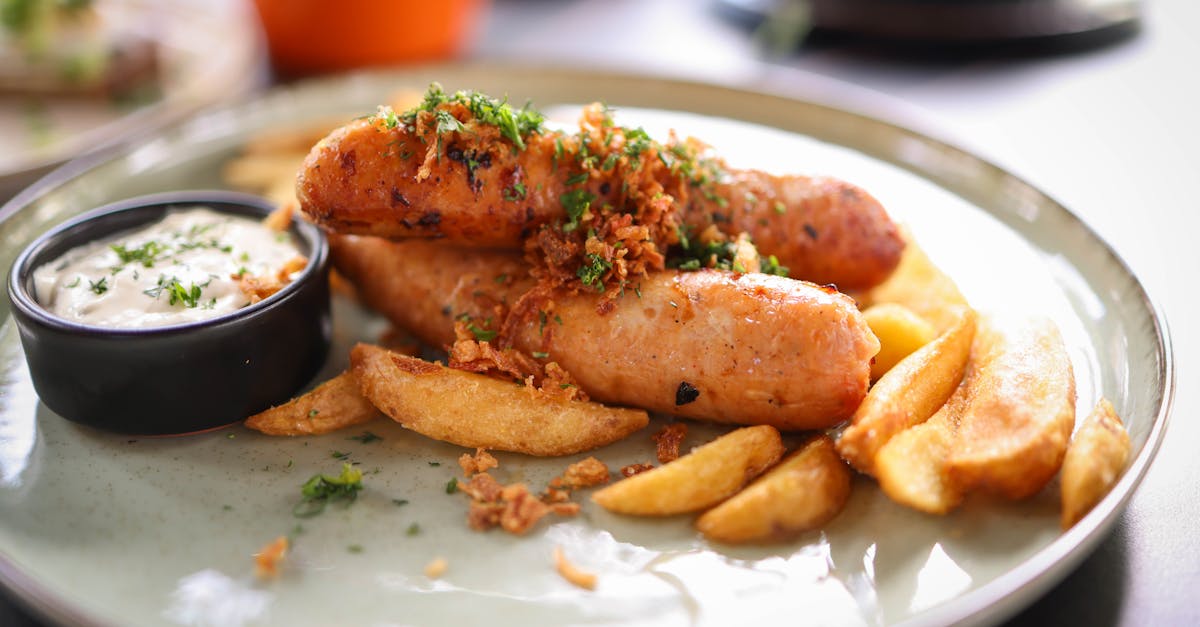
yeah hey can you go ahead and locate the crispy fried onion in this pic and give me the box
[449,316,588,401]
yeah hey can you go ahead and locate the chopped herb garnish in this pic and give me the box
[393,499,409,506]
[65,277,80,288]
[494,273,508,284]
[347,431,382,444]
[308,409,319,418]
[501,182,527,202]
[467,322,498,342]
[773,201,786,215]
[348,544,364,553]
[428,461,441,467]
[623,127,652,166]
[374,105,401,130]
[531,351,549,359]
[331,450,350,460]
[111,240,165,268]
[559,189,595,232]
[293,463,363,518]
[565,172,589,187]
[601,153,620,171]
[760,254,790,277]
[88,277,108,294]
[576,253,612,291]
[433,109,465,135]
[400,83,544,151]
[406,522,421,536]
[445,477,459,494]
[168,281,202,308]
[145,275,202,308]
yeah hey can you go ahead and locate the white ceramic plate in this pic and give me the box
[0,66,1173,627]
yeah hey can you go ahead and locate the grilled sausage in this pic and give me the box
[302,114,904,290]
[330,236,879,429]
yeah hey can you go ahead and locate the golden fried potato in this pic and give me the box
[837,305,976,475]
[864,303,938,380]
[350,343,648,456]
[696,435,850,543]
[1061,398,1130,529]
[945,315,1076,500]
[245,370,380,436]
[222,153,308,191]
[874,392,965,515]
[591,425,784,516]
[864,230,969,333]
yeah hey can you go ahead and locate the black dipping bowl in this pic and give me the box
[7,191,331,435]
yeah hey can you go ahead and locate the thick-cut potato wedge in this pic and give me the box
[864,303,938,380]
[696,435,850,543]
[838,305,976,475]
[945,315,1076,499]
[864,230,969,333]
[245,370,380,436]
[1061,398,1130,529]
[591,425,784,516]
[875,390,966,515]
[350,343,648,456]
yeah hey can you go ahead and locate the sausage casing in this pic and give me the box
[330,236,879,429]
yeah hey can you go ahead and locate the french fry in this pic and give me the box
[863,303,938,380]
[875,388,967,515]
[696,435,850,543]
[590,425,783,516]
[837,305,976,475]
[945,315,1076,500]
[245,370,380,436]
[1060,398,1130,529]
[350,344,648,456]
[221,153,309,190]
[864,229,969,333]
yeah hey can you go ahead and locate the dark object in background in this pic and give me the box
[720,0,1140,51]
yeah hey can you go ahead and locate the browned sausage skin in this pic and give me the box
[328,235,534,348]
[300,118,567,247]
[300,92,904,290]
[330,236,879,430]
[685,171,903,290]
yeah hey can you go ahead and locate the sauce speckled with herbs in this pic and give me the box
[33,207,305,328]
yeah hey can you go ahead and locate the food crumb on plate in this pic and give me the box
[553,546,596,590]
[254,535,289,579]
[424,557,448,579]
[458,448,499,476]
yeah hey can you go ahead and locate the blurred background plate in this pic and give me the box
[0,66,1172,627]
[0,0,264,201]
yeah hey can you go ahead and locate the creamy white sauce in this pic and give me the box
[33,207,304,328]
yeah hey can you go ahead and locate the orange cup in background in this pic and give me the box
[252,0,488,77]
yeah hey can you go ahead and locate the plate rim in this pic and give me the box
[0,62,1177,627]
